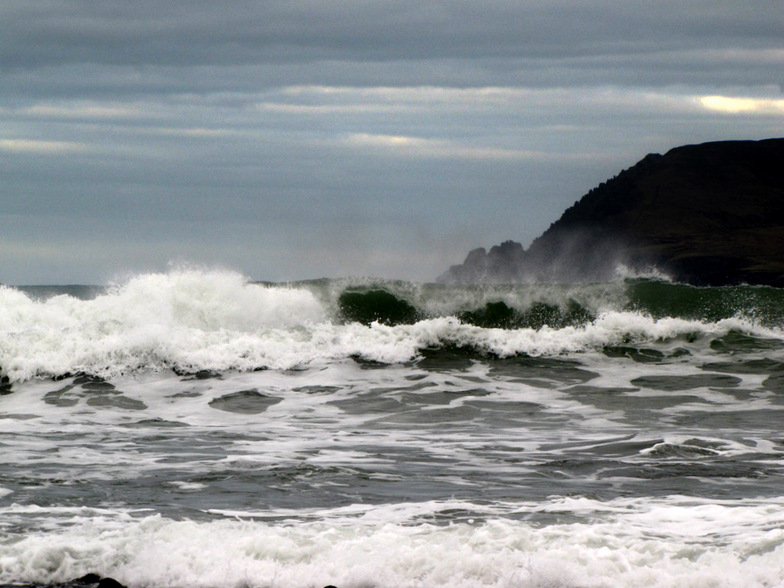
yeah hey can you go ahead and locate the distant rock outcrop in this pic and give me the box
[442,240,526,283]
[439,138,784,286]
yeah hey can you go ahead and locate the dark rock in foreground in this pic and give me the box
[0,574,129,588]
[0,578,340,588]
[440,138,784,286]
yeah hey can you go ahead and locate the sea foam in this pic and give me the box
[0,270,325,381]
[1,498,783,588]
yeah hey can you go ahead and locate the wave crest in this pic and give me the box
[0,269,326,381]
[1,272,783,382]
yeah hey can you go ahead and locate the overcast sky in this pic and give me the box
[2,1,783,284]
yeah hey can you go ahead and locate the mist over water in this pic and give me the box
[2,269,784,587]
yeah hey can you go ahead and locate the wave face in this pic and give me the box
[1,270,782,382]
[3,269,784,588]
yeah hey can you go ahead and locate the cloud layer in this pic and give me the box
[2,1,783,283]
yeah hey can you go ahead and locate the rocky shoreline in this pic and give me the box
[440,138,784,286]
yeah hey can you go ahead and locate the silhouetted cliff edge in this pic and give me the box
[439,138,784,286]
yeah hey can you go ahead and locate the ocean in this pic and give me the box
[1,269,783,588]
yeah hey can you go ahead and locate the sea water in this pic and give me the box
[1,269,783,588]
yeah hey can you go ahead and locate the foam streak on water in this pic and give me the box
[1,269,784,587]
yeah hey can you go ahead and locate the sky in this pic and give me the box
[2,1,784,285]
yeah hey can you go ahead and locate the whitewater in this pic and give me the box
[1,269,783,588]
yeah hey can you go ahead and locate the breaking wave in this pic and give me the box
[1,269,782,382]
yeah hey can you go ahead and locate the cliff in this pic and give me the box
[439,138,784,286]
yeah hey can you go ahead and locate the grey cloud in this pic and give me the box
[3,1,783,69]
[4,59,782,109]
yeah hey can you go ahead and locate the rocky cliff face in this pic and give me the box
[439,138,784,286]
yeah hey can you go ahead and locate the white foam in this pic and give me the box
[166,481,207,491]
[0,270,327,381]
[1,498,783,588]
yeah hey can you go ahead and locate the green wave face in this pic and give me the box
[338,289,420,326]
[625,279,784,326]
[331,278,784,329]
[457,299,595,329]
[323,279,624,328]
[336,287,596,329]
